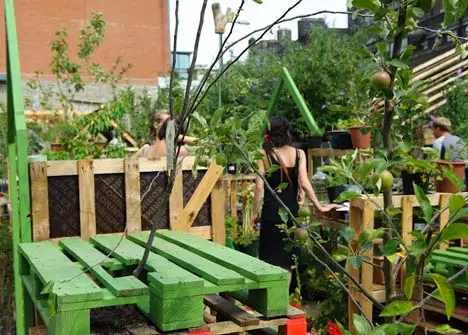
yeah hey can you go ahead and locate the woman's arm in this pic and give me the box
[252,158,265,227]
[298,149,340,212]
[178,135,197,146]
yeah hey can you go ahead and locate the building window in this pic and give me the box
[171,52,191,79]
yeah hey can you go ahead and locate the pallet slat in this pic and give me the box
[125,158,142,233]
[78,160,96,240]
[30,162,50,241]
[204,294,260,326]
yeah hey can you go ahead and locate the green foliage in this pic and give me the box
[379,300,414,317]
[432,273,456,319]
[442,80,468,139]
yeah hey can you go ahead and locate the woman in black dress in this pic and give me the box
[252,117,339,284]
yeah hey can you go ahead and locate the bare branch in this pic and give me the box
[181,0,208,116]
[415,25,468,43]
[169,0,180,118]
[187,0,304,119]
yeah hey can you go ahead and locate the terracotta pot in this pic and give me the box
[373,257,399,285]
[50,143,64,152]
[436,160,466,193]
[349,127,371,149]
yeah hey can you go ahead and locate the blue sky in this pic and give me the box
[169,0,348,66]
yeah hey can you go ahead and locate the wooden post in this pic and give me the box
[360,200,374,321]
[230,180,238,219]
[307,149,314,179]
[439,194,451,251]
[78,160,96,240]
[400,196,414,291]
[169,169,184,229]
[124,158,142,234]
[348,202,363,334]
[29,162,50,241]
[211,179,226,245]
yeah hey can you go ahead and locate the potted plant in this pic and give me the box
[224,216,238,249]
[234,183,259,257]
[435,160,466,193]
[391,143,438,195]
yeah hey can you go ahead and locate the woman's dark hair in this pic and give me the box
[266,116,291,148]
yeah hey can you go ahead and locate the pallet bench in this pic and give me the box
[19,231,290,334]
[426,247,468,291]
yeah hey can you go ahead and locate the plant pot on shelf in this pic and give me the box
[50,143,65,152]
[300,135,323,149]
[436,160,466,193]
[349,127,371,149]
[328,131,353,150]
[400,170,430,195]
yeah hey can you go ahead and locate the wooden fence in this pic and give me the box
[347,193,467,326]
[29,156,226,244]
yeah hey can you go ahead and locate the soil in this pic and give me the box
[91,305,154,334]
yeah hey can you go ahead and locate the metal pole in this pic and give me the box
[218,33,223,108]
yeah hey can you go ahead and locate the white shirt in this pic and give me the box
[433,136,445,152]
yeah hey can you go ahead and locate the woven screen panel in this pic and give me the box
[140,172,169,231]
[182,171,211,227]
[94,174,126,234]
[48,176,80,238]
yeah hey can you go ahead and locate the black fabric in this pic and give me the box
[259,149,300,268]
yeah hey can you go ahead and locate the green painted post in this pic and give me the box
[281,67,321,135]
[5,0,34,333]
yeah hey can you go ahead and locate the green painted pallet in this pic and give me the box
[425,247,468,291]
[18,231,289,334]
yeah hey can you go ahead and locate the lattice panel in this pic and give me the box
[48,176,80,238]
[95,174,126,234]
[140,172,169,231]
[183,171,211,227]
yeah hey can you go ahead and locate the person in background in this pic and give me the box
[252,116,340,285]
[137,110,196,159]
[431,117,466,161]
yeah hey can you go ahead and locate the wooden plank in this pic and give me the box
[230,180,238,219]
[139,156,203,172]
[360,200,374,321]
[94,159,124,174]
[91,236,204,297]
[128,234,245,286]
[79,160,96,240]
[348,203,362,333]
[173,161,224,232]
[207,318,289,335]
[125,158,142,234]
[211,179,226,245]
[46,160,78,176]
[400,196,414,290]
[351,193,468,210]
[204,294,260,326]
[169,169,184,229]
[439,194,451,251]
[59,238,147,297]
[154,231,288,282]
[19,241,102,303]
[29,162,50,241]
[307,149,314,179]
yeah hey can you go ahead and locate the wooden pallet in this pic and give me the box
[19,231,290,335]
[426,247,468,291]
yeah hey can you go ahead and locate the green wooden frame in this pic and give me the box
[5,0,33,334]
[268,67,322,135]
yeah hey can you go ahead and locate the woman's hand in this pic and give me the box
[252,215,260,230]
[318,204,342,213]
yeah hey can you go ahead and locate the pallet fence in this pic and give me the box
[29,157,226,244]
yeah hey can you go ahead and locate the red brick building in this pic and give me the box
[0,0,170,86]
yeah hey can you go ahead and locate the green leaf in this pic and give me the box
[442,167,464,192]
[432,273,455,319]
[265,164,281,177]
[215,153,227,166]
[278,208,289,224]
[434,324,461,334]
[328,104,349,112]
[404,274,416,300]
[384,237,401,256]
[449,207,468,224]
[352,314,371,334]
[278,182,289,190]
[369,323,416,335]
[414,183,433,223]
[441,223,468,241]
[379,301,414,317]
[352,0,379,13]
[449,195,466,213]
[335,190,361,203]
[349,255,369,270]
[390,59,409,69]
[412,7,425,18]
[341,226,355,244]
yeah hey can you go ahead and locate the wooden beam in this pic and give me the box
[211,180,226,245]
[400,196,414,290]
[173,161,224,232]
[125,158,142,234]
[29,162,50,241]
[439,194,451,251]
[359,200,374,321]
[348,203,362,334]
[78,160,96,240]
[169,169,184,229]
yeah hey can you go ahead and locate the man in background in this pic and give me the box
[431,117,466,161]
